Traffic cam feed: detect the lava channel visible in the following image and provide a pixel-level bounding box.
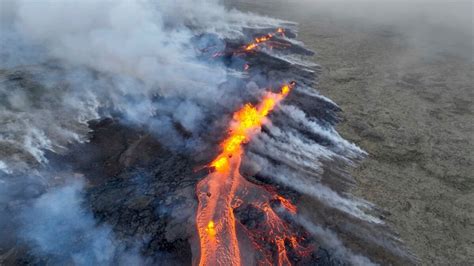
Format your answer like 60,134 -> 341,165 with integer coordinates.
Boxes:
195,82 -> 312,266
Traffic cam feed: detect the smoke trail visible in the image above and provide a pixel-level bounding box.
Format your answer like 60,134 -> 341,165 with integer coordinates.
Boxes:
0,0 -> 288,172
0,1 -> 292,263
0,0 -> 414,264
247,151 -> 380,223
280,104 -> 364,157
297,216 -> 376,266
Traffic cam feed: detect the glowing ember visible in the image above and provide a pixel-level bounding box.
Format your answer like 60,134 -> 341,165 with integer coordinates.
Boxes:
195,82 -> 309,265
241,28 -> 286,52
244,43 -> 258,51
206,221 -> 216,237
207,28 -> 288,60
276,195 -> 298,215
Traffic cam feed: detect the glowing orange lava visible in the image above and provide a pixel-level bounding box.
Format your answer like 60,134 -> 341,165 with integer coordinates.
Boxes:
195,82 -> 310,266
242,28 -> 286,52
208,28 -> 288,60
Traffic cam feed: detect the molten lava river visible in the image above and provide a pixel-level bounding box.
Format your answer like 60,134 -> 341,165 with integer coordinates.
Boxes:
195,82 -> 312,265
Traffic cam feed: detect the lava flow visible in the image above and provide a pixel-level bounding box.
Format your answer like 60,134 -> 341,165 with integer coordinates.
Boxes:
195,82 -> 312,266
212,28 -> 288,58
243,27 -> 286,52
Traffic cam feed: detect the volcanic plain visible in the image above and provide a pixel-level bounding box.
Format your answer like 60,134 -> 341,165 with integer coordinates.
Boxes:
229,0 -> 474,264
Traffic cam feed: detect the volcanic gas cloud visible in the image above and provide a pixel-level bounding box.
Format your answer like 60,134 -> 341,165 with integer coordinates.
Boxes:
0,1 -> 415,265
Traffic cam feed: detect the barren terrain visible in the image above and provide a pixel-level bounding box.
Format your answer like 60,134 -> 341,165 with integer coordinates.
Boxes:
230,0 -> 474,264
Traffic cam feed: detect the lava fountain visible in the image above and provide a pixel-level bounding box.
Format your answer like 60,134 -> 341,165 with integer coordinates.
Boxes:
195,82 -> 312,265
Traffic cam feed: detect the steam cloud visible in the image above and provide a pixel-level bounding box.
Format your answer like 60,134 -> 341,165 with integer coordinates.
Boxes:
0,0 -> 283,171
0,0 -> 405,264
0,0 -> 290,263
18,179 -> 145,265
297,216 -> 376,266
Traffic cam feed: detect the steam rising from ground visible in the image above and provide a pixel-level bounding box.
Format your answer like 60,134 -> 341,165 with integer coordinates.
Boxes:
0,0 -> 411,264
1,0 -> 295,263
0,0 -> 283,171
18,179 -> 144,265
297,216 -> 376,266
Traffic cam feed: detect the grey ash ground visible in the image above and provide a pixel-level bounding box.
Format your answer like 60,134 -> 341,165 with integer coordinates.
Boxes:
229,0 -> 473,264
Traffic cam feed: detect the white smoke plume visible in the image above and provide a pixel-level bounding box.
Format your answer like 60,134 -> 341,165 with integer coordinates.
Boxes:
280,104 -> 364,157
247,151 -> 380,223
247,103 -> 377,222
0,0 -> 288,263
18,179 -> 146,265
0,0 -> 309,263
0,0 -> 287,171
0,0 -> 411,264
297,216 -> 377,266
